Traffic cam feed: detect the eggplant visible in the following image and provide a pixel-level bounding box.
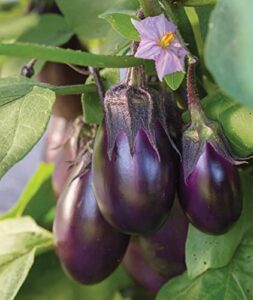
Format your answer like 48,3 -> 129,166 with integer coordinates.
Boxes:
92,121 -> 177,235
53,161 -> 129,284
138,199 -> 188,278
179,142 -> 242,234
123,240 -> 167,294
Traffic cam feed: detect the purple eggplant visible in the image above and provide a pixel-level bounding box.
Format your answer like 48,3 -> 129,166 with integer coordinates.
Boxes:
53,161 -> 129,284
123,240 -> 167,294
179,142 -> 242,234
138,199 -> 188,278
92,121 -> 177,235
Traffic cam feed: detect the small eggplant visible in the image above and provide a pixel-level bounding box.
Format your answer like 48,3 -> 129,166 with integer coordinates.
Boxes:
138,199 -> 188,278
179,142 -> 241,234
123,240 -> 167,294
179,57 -> 242,235
53,159 -> 129,284
92,67 -> 177,235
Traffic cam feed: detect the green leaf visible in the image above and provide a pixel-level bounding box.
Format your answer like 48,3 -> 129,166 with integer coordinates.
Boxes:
56,0 -> 116,40
100,13 -> 140,41
157,228 -> 253,300
0,42 -> 143,68
18,13 -> 73,46
0,163 -> 55,224
202,91 -> 253,157
205,0 -> 253,106
186,172 -> 253,279
0,86 -> 55,178
164,72 -> 185,91
195,5 -> 214,41
16,251 -> 133,300
0,217 -> 53,300
81,85 -> 104,124
0,76 -> 49,106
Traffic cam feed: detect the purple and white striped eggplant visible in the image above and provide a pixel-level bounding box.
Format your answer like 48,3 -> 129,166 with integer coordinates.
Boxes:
92,67 -> 178,235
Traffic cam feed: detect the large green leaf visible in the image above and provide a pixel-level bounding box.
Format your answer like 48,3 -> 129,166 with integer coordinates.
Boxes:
205,0 -> 253,106
0,217 -> 53,300
18,13 -> 73,46
0,86 -> 55,178
0,163 -> 55,225
56,0 -> 116,39
157,227 -> 253,300
0,42 -> 143,68
16,251 -> 133,300
186,172 -> 253,279
195,5 -> 214,41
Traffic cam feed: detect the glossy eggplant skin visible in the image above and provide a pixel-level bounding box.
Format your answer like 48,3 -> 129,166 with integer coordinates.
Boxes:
53,164 -> 129,284
179,142 -> 242,235
123,240 -> 167,294
92,122 -> 177,235
138,199 -> 188,278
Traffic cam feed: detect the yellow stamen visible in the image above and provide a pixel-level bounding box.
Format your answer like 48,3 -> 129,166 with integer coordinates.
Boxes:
158,31 -> 175,48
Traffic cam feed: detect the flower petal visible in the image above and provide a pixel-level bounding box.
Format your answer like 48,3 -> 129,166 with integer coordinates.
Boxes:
131,18 -> 159,40
154,14 -> 177,38
155,49 -> 186,81
135,40 -> 161,60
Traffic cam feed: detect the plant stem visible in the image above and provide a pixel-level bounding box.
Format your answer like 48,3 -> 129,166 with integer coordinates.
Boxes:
179,0 -> 217,6
0,42 -> 143,68
52,84 -> 96,96
88,67 -> 105,104
186,56 -> 203,122
138,0 -> 162,16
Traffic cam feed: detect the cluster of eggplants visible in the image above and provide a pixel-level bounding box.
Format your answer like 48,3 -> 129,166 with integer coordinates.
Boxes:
178,58 -> 242,235
52,57 -> 244,290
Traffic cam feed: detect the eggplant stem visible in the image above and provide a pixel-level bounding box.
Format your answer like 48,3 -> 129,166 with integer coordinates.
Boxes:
88,67 -> 105,104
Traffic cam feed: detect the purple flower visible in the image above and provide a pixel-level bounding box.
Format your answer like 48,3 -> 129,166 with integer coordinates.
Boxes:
131,14 -> 188,81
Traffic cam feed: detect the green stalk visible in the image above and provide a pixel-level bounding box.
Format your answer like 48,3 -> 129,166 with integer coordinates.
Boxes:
181,0 -> 216,7
52,84 -> 96,96
138,0 -> 162,16
0,42 -> 143,68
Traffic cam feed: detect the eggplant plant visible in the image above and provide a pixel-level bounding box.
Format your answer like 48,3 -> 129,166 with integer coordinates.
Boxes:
0,0 -> 253,300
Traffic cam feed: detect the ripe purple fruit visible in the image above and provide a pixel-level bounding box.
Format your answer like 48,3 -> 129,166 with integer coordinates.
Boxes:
179,142 -> 241,234
53,160 -> 129,284
93,121 -> 177,235
92,67 -> 178,235
179,57 -> 243,235
123,240 -> 167,294
138,199 -> 188,278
